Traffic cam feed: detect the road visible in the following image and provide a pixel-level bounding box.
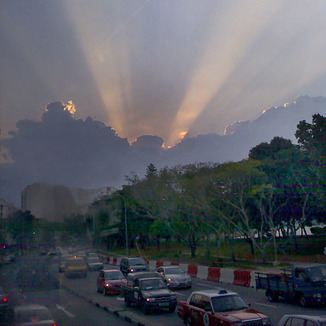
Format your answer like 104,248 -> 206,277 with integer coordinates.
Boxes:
51,259 -> 326,326
0,253 -> 130,326
2,253 -> 324,326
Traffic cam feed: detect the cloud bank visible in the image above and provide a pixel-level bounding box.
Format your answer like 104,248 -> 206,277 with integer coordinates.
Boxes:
1,96 -> 325,205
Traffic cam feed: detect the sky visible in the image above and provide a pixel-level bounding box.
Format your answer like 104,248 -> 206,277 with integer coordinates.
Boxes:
1,1 -> 326,205
1,0 -> 326,148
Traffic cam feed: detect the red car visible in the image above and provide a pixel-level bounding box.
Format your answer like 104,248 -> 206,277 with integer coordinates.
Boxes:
178,289 -> 271,326
97,269 -> 127,295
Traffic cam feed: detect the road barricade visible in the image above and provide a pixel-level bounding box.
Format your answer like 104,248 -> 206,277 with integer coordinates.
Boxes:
106,256 -> 110,263
156,260 -> 163,268
233,270 -> 251,287
112,257 -> 117,265
207,267 -> 221,282
187,264 -> 198,278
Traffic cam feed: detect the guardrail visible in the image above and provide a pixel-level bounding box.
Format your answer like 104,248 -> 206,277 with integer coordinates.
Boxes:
104,255 -> 258,287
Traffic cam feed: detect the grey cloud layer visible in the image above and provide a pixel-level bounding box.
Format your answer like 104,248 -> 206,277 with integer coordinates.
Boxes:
1,96 -> 325,205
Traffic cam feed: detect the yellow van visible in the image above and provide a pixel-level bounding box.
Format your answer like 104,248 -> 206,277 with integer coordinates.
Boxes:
64,257 -> 87,278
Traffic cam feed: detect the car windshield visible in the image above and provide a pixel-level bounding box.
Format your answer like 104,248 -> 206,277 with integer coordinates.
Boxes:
16,308 -> 52,323
88,257 -> 100,263
130,258 -> 145,266
67,259 -> 85,266
211,295 -> 248,312
307,266 -> 326,282
165,267 -> 184,275
139,279 -> 166,290
105,271 -> 124,280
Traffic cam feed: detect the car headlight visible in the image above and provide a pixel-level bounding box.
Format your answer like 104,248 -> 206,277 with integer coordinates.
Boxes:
146,297 -> 156,302
130,268 -> 134,272
105,283 -> 113,287
262,318 -> 271,325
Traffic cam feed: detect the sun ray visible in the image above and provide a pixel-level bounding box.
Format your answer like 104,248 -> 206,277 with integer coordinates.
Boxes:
167,1 -> 282,146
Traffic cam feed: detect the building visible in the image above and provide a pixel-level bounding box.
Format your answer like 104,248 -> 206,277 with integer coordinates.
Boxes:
21,183 -> 116,222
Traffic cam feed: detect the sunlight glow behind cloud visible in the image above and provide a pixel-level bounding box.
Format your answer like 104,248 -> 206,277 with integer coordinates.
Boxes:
61,0 -> 325,147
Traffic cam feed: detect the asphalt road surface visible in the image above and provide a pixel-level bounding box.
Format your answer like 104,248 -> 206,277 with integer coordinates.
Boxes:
0,253 -> 130,326
51,258 -> 326,326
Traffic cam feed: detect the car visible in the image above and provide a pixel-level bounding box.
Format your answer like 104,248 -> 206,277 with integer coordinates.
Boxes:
58,254 -> 72,272
120,257 -> 149,275
156,266 -> 192,288
0,287 -> 9,314
278,315 -> 326,326
64,257 -> 87,278
2,253 -> 16,264
87,252 -> 99,258
97,269 -> 127,295
47,248 -> 57,256
87,256 -> 103,271
13,304 -> 57,326
178,289 -> 271,326
122,272 -> 177,314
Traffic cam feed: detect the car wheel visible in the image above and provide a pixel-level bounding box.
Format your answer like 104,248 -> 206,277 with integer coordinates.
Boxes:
169,306 -> 176,313
299,295 -> 308,307
184,315 -> 192,326
266,290 -> 278,302
143,305 -> 151,315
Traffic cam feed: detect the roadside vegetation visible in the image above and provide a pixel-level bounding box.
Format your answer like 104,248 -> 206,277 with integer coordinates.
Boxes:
89,114 -> 325,267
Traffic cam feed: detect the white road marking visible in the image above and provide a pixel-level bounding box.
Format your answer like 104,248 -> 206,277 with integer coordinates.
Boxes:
253,302 -> 278,309
116,297 -> 125,301
174,292 -> 186,296
56,304 -> 75,318
197,283 -> 218,288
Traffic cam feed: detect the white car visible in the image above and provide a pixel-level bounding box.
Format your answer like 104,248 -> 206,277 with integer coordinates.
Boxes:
13,304 -> 56,326
156,266 -> 192,288
87,256 -> 103,271
278,315 -> 326,326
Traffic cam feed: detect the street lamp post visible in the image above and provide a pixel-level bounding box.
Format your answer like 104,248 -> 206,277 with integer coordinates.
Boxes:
114,194 -> 128,256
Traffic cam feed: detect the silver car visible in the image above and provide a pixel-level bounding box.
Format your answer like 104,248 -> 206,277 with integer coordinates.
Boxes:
278,315 -> 326,326
156,266 -> 192,288
13,304 -> 56,326
87,256 -> 103,271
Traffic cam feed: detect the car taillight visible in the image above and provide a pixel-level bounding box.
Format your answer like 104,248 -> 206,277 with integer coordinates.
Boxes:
2,298 -> 8,302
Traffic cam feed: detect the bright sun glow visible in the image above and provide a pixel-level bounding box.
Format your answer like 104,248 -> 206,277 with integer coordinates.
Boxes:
62,0 -> 325,147
65,100 -> 76,115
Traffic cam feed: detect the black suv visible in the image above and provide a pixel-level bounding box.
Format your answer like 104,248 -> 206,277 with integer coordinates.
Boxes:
122,272 -> 177,314
120,257 -> 149,275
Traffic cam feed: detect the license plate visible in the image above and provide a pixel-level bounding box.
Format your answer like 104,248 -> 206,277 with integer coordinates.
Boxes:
159,303 -> 169,307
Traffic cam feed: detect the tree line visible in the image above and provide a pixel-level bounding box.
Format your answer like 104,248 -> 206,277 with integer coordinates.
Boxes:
95,114 -> 324,263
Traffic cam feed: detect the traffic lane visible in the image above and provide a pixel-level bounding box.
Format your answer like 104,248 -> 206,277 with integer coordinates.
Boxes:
102,263 -> 325,323
185,277 -> 326,325
52,263 -> 184,326
21,287 -> 132,326
53,261 -> 325,326
3,254 -> 131,326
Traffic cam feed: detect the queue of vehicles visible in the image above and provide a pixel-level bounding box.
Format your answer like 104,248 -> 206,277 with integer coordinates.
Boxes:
2,247 -> 326,326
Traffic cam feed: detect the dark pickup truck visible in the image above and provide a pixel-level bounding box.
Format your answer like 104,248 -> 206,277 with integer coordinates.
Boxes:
122,272 -> 177,314
256,263 -> 326,307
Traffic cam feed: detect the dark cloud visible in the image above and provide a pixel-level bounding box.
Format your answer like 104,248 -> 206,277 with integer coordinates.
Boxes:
1,96 -> 325,205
